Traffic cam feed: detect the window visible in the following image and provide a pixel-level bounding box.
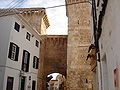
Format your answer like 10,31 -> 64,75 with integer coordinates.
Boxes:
14,22 -> 20,32
32,80 -> 36,90
20,76 -> 26,90
8,42 -> 19,61
6,76 -> 14,90
21,50 -> 30,72
35,40 -> 39,47
33,56 -> 39,69
26,32 -> 31,41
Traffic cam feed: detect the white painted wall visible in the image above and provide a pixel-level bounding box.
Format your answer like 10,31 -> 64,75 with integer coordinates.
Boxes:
6,16 -> 40,73
0,15 -> 40,90
3,67 -> 20,90
98,0 -> 120,90
0,16 -> 13,89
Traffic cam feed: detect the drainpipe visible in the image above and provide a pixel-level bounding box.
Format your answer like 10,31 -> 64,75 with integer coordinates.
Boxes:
91,0 -> 101,62
91,0 -> 102,90
97,0 -> 108,90
91,0 -> 97,46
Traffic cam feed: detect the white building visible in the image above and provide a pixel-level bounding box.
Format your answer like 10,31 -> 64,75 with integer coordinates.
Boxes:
0,8 -> 49,90
89,0 -> 120,90
97,0 -> 120,90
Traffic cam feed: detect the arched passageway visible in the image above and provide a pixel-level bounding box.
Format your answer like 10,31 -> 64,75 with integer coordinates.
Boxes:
37,35 -> 67,90
47,73 -> 66,90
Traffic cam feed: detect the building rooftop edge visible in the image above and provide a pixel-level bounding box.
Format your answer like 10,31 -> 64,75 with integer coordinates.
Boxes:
0,8 -> 50,30
15,14 -> 44,41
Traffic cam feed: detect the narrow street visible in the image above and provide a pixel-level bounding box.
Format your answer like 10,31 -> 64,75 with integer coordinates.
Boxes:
0,0 -> 120,90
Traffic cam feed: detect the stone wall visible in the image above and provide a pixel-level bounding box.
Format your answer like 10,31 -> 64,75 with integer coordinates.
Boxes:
44,35 -> 67,76
37,35 -> 67,90
66,0 -> 93,90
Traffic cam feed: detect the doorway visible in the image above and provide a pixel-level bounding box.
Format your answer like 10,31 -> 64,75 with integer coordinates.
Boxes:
20,76 -> 26,90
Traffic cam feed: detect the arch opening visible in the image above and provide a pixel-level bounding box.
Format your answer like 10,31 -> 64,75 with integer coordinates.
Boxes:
46,73 -> 66,90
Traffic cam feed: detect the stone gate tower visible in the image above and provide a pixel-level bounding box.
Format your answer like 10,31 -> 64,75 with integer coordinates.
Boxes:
65,0 -> 93,90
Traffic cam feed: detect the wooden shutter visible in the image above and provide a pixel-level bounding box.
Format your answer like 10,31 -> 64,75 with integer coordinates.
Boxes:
15,45 -> 19,61
21,51 -> 25,71
32,80 -> 36,90
14,22 -> 20,32
8,42 -> 13,59
33,56 -> 36,68
6,76 -> 14,90
26,51 -> 30,72
36,58 -> 39,69
8,42 -> 19,61
33,56 -> 39,69
22,50 -> 30,72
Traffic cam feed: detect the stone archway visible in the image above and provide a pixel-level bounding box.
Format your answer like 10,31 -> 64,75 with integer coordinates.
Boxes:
37,35 -> 67,90
47,73 -> 67,90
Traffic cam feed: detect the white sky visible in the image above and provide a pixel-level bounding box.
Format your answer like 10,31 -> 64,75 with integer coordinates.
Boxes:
0,0 -> 68,35
48,73 -> 60,80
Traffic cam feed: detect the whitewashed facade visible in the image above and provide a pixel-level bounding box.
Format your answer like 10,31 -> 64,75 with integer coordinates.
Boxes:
99,0 -> 120,90
0,15 -> 41,90
91,0 -> 120,90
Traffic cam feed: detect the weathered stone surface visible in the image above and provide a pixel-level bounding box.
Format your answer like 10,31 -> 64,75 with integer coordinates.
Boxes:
37,35 -> 67,90
66,0 -> 93,90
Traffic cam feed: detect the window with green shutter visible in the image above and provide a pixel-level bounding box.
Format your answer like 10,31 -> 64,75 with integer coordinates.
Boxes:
8,42 -> 19,61
21,50 -> 30,72
33,56 -> 39,69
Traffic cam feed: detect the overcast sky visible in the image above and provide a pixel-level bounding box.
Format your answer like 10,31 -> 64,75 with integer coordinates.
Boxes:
0,0 -> 68,35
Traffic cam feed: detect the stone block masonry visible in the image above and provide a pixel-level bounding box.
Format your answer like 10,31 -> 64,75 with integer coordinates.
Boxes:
66,0 -> 93,89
